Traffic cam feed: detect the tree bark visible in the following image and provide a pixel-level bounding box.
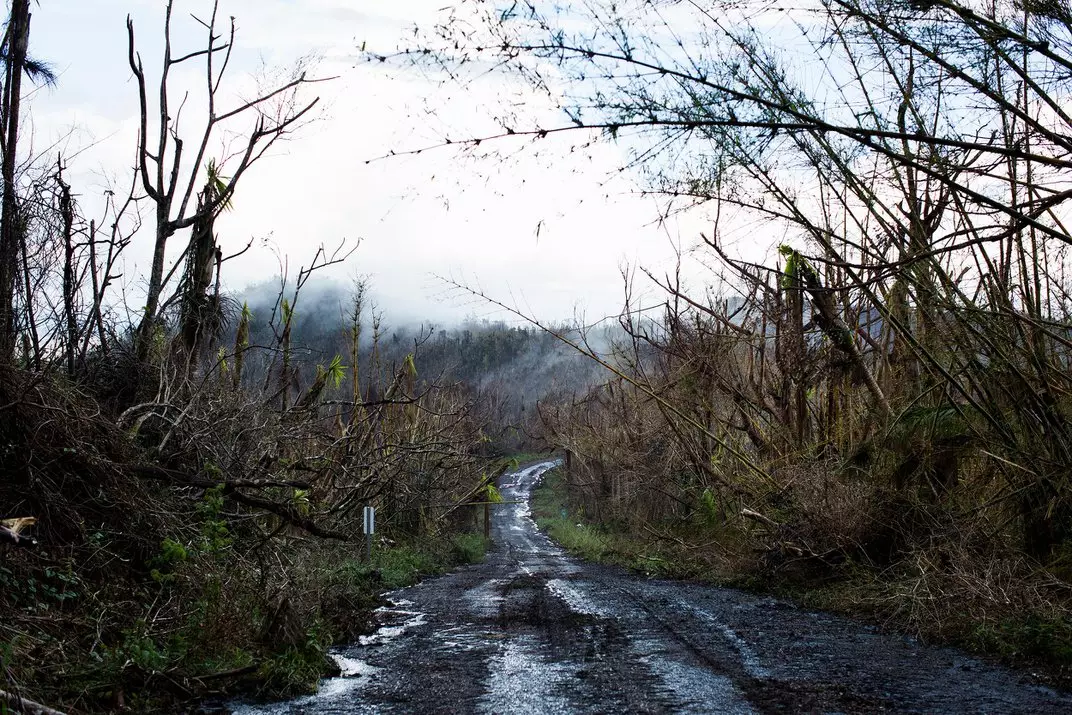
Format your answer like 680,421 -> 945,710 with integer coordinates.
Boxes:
0,0 -> 30,363
58,163 -> 76,375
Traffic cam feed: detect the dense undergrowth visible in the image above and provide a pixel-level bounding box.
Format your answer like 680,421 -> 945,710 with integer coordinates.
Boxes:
419,0 -> 1072,698
0,2 -> 523,709
0,433 -> 488,714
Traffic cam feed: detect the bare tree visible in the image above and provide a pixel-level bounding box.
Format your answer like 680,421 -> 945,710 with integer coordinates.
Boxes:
0,0 -> 31,363
0,0 -> 58,365
126,0 -> 330,360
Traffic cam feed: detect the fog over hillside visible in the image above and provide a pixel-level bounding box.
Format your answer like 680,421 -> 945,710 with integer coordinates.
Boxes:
227,277 -> 608,450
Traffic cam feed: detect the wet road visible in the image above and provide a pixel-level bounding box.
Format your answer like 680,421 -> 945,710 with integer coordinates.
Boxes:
235,461 -> 1072,714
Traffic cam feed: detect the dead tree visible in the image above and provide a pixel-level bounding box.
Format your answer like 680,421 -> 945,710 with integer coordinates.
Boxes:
126,0 -> 329,361
0,0 -> 30,363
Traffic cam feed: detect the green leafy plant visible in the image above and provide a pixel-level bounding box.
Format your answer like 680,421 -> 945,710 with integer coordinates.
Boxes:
259,620 -> 332,695
197,483 -> 233,554
698,488 -> 721,528
325,354 -> 346,389
204,158 -> 233,211
150,538 -> 189,584
97,624 -> 170,676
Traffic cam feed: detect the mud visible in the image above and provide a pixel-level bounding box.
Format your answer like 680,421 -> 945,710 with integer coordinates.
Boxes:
233,461 -> 1072,714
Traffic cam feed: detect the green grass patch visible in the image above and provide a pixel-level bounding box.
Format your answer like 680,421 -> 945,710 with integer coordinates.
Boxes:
257,620 -> 335,696
970,614 -> 1072,663
530,468 -> 704,579
325,532 -> 489,595
508,451 -> 559,466
450,533 -> 489,565
374,533 -> 490,589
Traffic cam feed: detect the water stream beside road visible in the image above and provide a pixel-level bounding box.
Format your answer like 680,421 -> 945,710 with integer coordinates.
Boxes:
233,461 -> 1072,714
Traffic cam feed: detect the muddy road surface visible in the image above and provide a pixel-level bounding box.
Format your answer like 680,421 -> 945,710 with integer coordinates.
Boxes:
234,461 -> 1072,714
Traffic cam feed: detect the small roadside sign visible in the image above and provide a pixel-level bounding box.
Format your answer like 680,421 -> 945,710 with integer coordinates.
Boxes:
363,506 -> 375,561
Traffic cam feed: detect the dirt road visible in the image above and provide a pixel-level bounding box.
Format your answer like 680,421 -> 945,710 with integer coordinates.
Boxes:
234,461 -> 1072,713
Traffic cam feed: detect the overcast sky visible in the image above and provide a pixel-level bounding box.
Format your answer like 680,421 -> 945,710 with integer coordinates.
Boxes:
26,0 -> 727,327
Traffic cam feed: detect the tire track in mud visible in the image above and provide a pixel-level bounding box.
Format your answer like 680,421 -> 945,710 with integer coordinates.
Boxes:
233,461 -> 1072,714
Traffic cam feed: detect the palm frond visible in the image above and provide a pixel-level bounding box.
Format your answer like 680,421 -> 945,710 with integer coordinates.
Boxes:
0,49 -> 57,87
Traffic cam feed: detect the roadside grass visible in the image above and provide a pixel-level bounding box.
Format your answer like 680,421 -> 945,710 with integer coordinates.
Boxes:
970,614 -> 1072,664
530,467 -> 722,580
530,467 -> 625,564
329,533 -> 489,594
508,451 -> 559,467
530,467 -> 1072,688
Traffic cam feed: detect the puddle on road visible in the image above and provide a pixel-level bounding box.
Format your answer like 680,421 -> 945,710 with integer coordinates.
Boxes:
478,634 -> 574,715
464,578 -> 507,617
357,608 -> 426,647
332,654 -> 379,678
631,634 -> 756,715
431,624 -> 495,653
545,578 -> 609,618
229,650 -> 380,715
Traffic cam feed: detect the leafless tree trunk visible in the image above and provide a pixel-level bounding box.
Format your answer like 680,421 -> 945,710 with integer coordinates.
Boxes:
57,161 -> 76,376
0,0 -> 29,363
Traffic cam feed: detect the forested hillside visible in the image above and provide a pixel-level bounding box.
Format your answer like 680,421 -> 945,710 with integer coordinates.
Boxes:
235,279 -> 603,453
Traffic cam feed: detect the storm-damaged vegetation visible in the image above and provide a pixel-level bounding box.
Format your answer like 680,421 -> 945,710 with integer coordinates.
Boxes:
403,0 -> 1072,686
0,2 -> 604,712
10,0 -> 1072,709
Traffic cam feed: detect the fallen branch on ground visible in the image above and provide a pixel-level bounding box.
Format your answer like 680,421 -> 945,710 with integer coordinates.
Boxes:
741,508 -> 780,529
0,517 -> 37,547
0,688 -> 67,715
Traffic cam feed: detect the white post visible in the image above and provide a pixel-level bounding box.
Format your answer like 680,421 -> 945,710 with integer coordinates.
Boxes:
363,506 -> 375,561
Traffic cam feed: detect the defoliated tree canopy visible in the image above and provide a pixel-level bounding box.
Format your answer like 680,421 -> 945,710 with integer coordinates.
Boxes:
397,0 -> 1072,265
